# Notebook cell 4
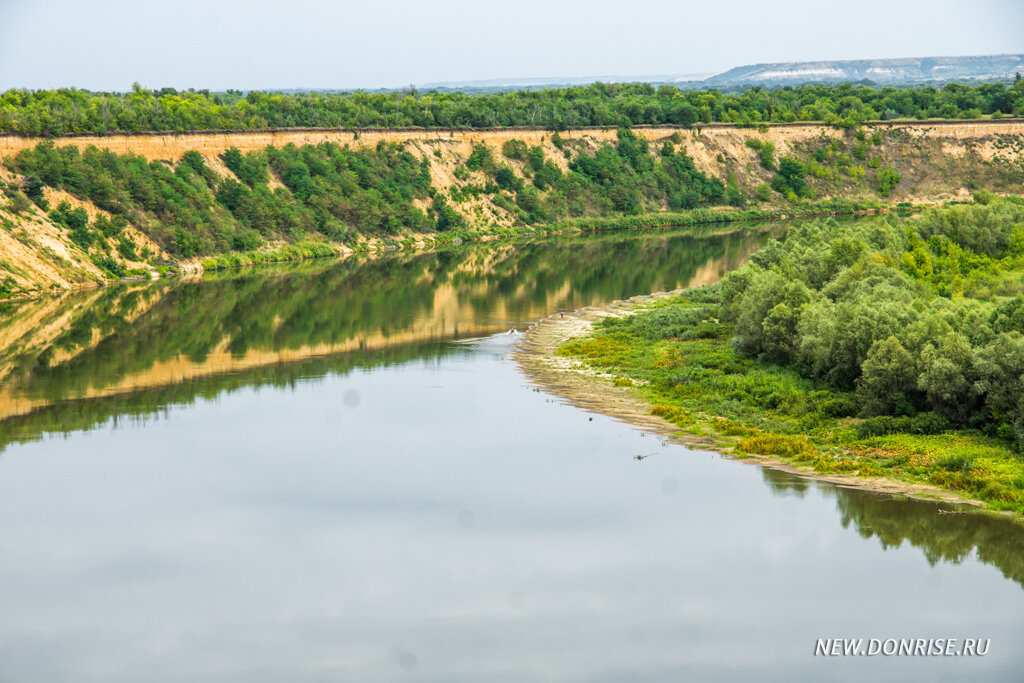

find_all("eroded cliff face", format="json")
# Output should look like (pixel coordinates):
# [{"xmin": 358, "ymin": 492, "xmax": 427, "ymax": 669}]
[
  {"xmin": 0, "ymin": 164, "xmax": 166, "ymax": 295},
  {"xmin": 1, "ymin": 121, "xmax": 1022, "ymax": 295},
  {"xmin": 3, "ymin": 120, "xmax": 1023, "ymax": 176}
]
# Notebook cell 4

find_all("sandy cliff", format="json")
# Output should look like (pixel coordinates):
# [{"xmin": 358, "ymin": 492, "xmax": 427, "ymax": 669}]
[{"xmin": 1, "ymin": 121, "xmax": 1022, "ymax": 294}]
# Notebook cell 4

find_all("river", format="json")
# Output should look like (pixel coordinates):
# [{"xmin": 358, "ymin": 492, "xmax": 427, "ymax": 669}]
[{"xmin": 1, "ymin": 225, "xmax": 1022, "ymax": 681}]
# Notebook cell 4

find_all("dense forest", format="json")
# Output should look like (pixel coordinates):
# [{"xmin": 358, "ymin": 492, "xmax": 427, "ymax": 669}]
[
  {"xmin": 4, "ymin": 130, "xmax": 731, "ymax": 258},
  {"xmin": 561, "ymin": 200, "xmax": 1024, "ymax": 512},
  {"xmin": 720, "ymin": 200, "xmax": 1024, "ymax": 438},
  {"xmin": 2, "ymin": 80, "xmax": 1024, "ymax": 137}
]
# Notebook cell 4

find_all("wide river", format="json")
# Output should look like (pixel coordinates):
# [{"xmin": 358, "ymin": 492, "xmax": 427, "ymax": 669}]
[{"xmin": 1, "ymin": 225, "xmax": 1023, "ymax": 681}]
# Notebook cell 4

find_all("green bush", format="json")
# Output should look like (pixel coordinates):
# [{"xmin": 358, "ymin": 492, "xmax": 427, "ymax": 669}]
[
  {"xmin": 502, "ymin": 139, "xmax": 528, "ymax": 160},
  {"xmin": 771, "ymin": 157, "xmax": 807, "ymax": 196},
  {"xmin": 877, "ymin": 166, "xmax": 901, "ymax": 196},
  {"xmin": 465, "ymin": 144, "xmax": 493, "ymax": 171},
  {"xmin": 744, "ymin": 139, "xmax": 776, "ymax": 170},
  {"xmin": 92, "ymin": 255, "xmax": 126, "ymax": 278},
  {"xmin": 602, "ymin": 305, "xmax": 705, "ymax": 340},
  {"xmin": 738, "ymin": 433, "xmax": 816, "ymax": 458},
  {"xmin": 936, "ymin": 452, "xmax": 977, "ymax": 474}
]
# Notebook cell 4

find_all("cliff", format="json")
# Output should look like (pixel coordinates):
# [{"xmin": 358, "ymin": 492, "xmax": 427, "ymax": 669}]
[{"xmin": 1, "ymin": 120, "xmax": 1022, "ymax": 296}]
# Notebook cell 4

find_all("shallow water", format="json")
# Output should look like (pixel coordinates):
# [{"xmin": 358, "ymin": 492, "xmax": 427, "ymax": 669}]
[{"xmin": 1, "ymin": 226, "xmax": 1023, "ymax": 681}]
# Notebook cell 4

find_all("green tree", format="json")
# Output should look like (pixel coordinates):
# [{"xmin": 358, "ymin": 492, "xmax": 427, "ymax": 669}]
[
  {"xmin": 772, "ymin": 157, "xmax": 806, "ymax": 196},
  {"xmin": 877, "ymin": 167, "xmax": 901, "ymax": 197},
  {"xmin": 917, "ymin": 334, "xmax": 978, "ymax": 423},
  {"xmin": 858, "ymin": 336, "xmax": 918, "ymax": 415}
]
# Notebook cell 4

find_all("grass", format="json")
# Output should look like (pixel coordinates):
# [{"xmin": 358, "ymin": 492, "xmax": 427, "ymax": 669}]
[
  {"xmin": 197, "ymin": 203, "xmax": 846, "ymax": 276},
  {"xmin": 200, "ymin": 241, "xmax": 342, "ymax": 270},
  {"xmin": 558, "ymin": 295, "xmax": 1024, "ymax": 515},
  {"xmin": 545, "ymin": 199, "xmax": 881, "ymax": 234}
]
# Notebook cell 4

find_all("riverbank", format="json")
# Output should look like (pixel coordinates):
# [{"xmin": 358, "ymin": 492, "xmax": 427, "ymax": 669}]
[
  {"xmin": 200, "ymin": 199, "xmax": 882, "ymax": 269},
  {"xmin": 3, "ymin": 200, "xmax": 883, "ymax": 301},
  {"xmin": 3, "ymin": 118, "xmax": 1021, "ymax": 296},
  {"xmin": 514, "ymin": 295, "xmax": 1024, "ymax": 520}
]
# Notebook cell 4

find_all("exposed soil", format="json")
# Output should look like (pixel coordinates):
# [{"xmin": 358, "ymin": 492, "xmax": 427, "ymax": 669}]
[{"xmin": 2, "ymin": 121, "xmax": 1023, "ymax": 294}]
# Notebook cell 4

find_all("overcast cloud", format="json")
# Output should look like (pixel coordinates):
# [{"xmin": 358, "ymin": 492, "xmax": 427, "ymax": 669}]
[{"xmin": 1, "ymin": 0, "xmax": 1021, "ymax": 91}]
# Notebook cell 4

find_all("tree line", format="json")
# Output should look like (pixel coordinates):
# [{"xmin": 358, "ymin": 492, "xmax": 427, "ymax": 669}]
[{"xmin": 2, "ymin": 80, "xmax": 1024, "ymax": 137}]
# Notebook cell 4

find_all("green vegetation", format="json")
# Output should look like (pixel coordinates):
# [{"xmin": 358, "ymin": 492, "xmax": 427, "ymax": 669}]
[
  {"xmin": 877, "ymin": 166, "xmax": 902, "ymax": 196},
  {"xmin": 771, "ymin": 157, "xmax": 809, "ymax": 198},
  {"xmin": 460, "ymin": 129, "xmax": 726, "ymax": 223},
  {"xmin": 3, "ymin": 81, "xmax": 1024, "ymax": 137},
  {"xmin": 4, "ymin": 130, "xmax": 747, "ymax": 260},
  {"xmin": 200, "ymin": 241, "xmax": 342, "ymax": 270},
  {"xmin": 3, "ymin": 113, "xmax": 1018, "ymax": 284},
  {"xmin": 560, "ymin": 201, "xmax": 1024, "ymax": 514},
  {"xmin": 543, "ymin": 199, "xmax": 874, "ymax": 232},
  {"xmin": 6, "ymin": 140, "xmax": 435, "ymax": 257},
  {"xmin": 745, "ymin": 139, "xmax": 776, "ymax": 170}
]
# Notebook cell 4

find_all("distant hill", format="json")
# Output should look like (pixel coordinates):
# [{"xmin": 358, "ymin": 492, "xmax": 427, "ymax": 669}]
[
  {"xmin": 702, "ymin": 54, "xmax": 1024, "ymax": 87},
  {"xmin": 394, "ymin": 54, "xmax": 1024, "ymax": 94}
]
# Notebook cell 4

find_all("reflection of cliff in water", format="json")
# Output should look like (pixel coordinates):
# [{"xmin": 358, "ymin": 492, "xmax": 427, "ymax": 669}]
[
  {"xmin": 0, "ymin": 340, "xmax": 458, "ymax": 456},
  {"xmin": 761, "ymin": 468, "xmax": 1024, "ymax": 590},
  {"xmin": 0, "ymin": 226, "xmax": 770, "ymax": 453}
]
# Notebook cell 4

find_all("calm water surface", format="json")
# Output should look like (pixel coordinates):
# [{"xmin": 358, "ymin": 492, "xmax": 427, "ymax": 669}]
[{"xmin": 1, "ymin": 226, "xmax": 1023, "ymax": 681}]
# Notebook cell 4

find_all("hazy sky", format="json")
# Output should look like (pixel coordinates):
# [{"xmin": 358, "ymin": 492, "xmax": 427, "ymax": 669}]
[{"xmin": 1, "ymin": 0, "xmax": 1022, "ymax": 91}]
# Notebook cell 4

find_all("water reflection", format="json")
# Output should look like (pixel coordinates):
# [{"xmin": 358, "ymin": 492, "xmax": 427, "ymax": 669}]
[
  {"xmin": 760, "ymin": 466, "xmax": 811, "ymax": 498},
  {"xmin": 0, "ymin": 227, "xmax": 767, "ymax": 452},
  {"xmin": 2, "ymin": 336, "xmax": 1022, "ymax": 681},
  {"xmin": 0, "ymin": 341, "xmax": 458, "ymax": 454},
  {"xmin": 762, "ymin": 467, "xmax": 1024, "ymax": 589},
  {"xmin": 1, "ymin": 222, "xmax": 1024, "ymax": 680}
]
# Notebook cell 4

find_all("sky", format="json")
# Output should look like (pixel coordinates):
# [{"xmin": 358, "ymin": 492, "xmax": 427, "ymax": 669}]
[{"xmin": 0, "ymin": 0, "xmax": 1022, "ymax": 91}]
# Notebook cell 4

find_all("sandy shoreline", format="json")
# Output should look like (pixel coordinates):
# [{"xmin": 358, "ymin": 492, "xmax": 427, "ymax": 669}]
[{"xmin": 512, "ymin": 292, "xmax": 1017, "ymax": 517}]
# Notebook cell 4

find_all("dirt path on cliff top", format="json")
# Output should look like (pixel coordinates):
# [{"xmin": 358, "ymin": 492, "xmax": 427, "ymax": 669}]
[{"xmin": 511, "ymin": 293, "xmax": 1009, "ymax": 515}]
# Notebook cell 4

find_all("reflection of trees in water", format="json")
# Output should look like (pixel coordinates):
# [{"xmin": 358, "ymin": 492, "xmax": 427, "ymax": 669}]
[
  {"xmin": 0, "ymin": 227, "xmax": 768, "ymax": 401},
  {"xmin": 762, "ymin": 466, "xmax": 1024, "ymax": 590},
  {"xmin": 760, "ymin": 467, "xmax": 811, "ymax": 497},
  {"xmin": 0, "ymin": 226, "xmax": 775, "ymax": 454},
  {"xmin": 833, "ymin": 489, "xmax": 1024, "ymax": 588},
  {"xmin": 0, "ymin": 341, "xmax": 458, "ymax": 455}
]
